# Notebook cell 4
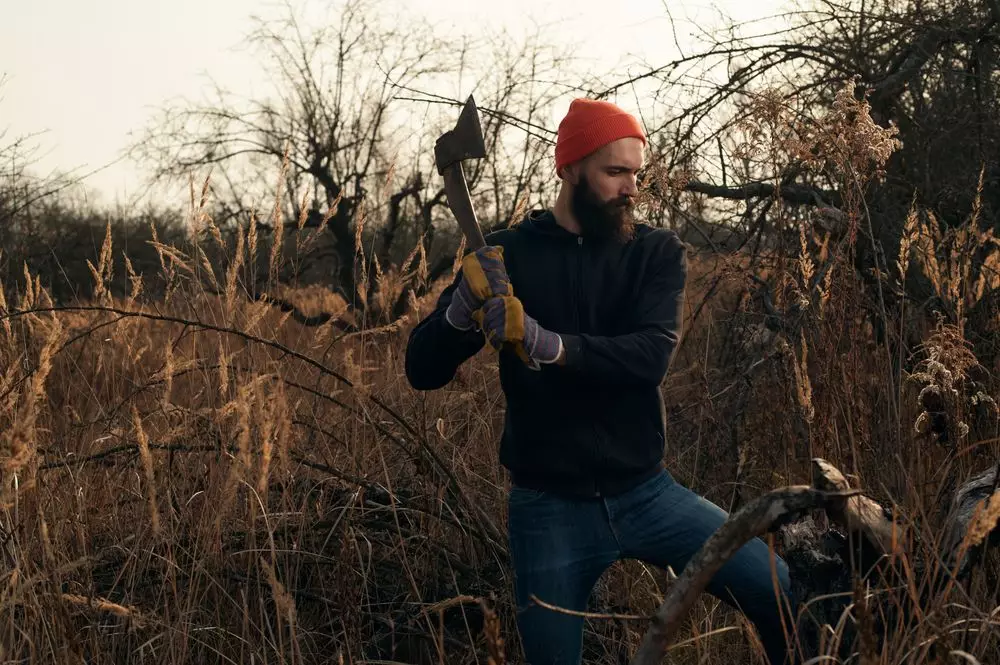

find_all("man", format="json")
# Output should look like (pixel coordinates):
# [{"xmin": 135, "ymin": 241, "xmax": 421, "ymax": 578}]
[{"xmin": 405, "ymin": 98, "xmax": 796, "ymax": 665}]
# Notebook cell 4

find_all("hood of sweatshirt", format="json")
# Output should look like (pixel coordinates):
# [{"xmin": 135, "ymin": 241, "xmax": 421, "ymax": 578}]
[{"xmin": 513, "ymin": 208, "xmax": 577, "ymax": 240}]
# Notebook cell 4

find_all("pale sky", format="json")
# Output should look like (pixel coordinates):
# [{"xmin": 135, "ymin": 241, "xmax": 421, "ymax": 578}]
[{"xmin": 1, "ymin": 0, "xmax": 789, "ymax": 209}]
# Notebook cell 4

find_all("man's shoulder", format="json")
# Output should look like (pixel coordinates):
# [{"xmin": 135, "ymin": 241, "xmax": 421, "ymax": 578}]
[
  {"xmin": 483, "ymin": 209, "xmax": 558, "ymax": 247},
  {"xmin": 483, "ymin": 220, "xmax": 542, "ymax": 254},
  {"xmin": 632, "ymin": 223, "xmax": 688, "ymax": 257},
  {"xmin": 483, "ymin": 226, "xmax": 519, "ymax": 247}
]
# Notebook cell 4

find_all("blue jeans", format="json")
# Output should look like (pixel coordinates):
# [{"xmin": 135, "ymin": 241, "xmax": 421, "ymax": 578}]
[{"xmin": 507, "ymin": 468, "xmax": 797, "ymax": 665}]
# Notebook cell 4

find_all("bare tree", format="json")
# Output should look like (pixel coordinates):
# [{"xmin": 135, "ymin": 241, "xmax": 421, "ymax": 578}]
[
  {"xmin": 381, "ymin": 25, "xmax": 583, "ymax": 316},
  {"xmin": 0, "ymin": 75, "xmax": 97, "ymax": 295},
  {"xmin": 131, "ymin": 0, "xmax": 589, "ymax": 327},
  {"xmin": 606, "ymin": 0, "xmax": 1000, "ymax": 302},
  {"xmin": 130, "ymin": 0, "xmax": 455, "ymax": 308}
]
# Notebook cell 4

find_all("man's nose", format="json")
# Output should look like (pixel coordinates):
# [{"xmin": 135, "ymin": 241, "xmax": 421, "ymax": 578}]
[{"xmin": 622, "ymin": 176, "xmax": 638, "ymax": 197}]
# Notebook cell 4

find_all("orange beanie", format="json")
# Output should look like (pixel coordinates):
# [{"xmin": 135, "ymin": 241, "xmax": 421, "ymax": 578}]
[{"xmin": 555, "ymin": 98, "xmax": 646, "ymax": 171}]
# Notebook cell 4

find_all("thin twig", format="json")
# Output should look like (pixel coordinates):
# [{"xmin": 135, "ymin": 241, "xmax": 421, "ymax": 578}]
[{"xmin": 528, "ymin": 594, "xmax": 648, "ymax": 621}]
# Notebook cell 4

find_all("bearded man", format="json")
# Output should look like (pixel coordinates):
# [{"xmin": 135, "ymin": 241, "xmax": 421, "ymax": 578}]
[{"xmin": 405, "ymin": 98, "xmax": 797, "ymax": 665}]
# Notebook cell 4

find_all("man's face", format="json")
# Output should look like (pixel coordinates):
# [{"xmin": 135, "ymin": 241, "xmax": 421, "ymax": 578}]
[{"xmin": 565, "ymin": 137, "xmax": 644, "ymax": 244}]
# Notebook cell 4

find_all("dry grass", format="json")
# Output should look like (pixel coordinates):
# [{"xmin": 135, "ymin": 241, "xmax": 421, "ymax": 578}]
[{"xmin": 1, "ymin": 81, "xmax": 999, "ymax": 665}]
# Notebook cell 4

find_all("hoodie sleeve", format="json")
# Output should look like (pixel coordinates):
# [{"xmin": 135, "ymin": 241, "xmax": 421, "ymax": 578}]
[
  {"xmin": 557, "ymin": 234, "xmax": 687, "ymax": 388},
  {"xmin": 404, "ymin": 269, "xmax": 487, "ymax": 390}
]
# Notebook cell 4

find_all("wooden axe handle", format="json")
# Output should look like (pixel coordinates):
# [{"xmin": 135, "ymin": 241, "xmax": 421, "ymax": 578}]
[{"xmin": 441, "ymin": 161, "xmax": 486, "ymax": 251}]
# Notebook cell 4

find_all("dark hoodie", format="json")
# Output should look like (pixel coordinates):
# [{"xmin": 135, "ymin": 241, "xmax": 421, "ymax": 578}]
[{"xmin": 404, "ymin": 209, "xmax": 688, "ymax": 498}]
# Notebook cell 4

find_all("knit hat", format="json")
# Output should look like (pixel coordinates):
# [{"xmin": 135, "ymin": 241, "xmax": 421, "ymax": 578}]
[{"xmin": 555, "ymin": 98, "xmax": 646, "ymax": 172}]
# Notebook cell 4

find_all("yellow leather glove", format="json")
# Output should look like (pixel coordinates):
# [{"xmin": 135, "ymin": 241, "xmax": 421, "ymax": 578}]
[
  {"xmin": 474, "ymin": 295, "xmax": 563, "ymax": 369},
  {"xmin": 445, "ymin": 245, "xmax": 512, "ymax": 330}
]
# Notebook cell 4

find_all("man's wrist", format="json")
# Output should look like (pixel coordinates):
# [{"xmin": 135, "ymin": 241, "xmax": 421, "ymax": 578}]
[
  {"xmin": 444, "ymin": 304, "xmax": 477, "ymax": 331},
  {"xmin": 522, "ymin": 314, "xmax": 563, "ymax": 365},
  {"xmin": 554, "ymin": 335, "xmax": 566, "ymax": 365},
  {"xmin": 445, "ymin": 283, "xmax": 480, "ymax": 331},
  {"xmin": 557, "ymin": 333, "xmax": 582, "ymax": 368}
]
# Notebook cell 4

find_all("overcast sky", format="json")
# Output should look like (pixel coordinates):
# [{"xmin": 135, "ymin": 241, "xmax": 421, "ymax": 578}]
[{"xmin": 1, "ymin": 0, "xmax": 789, "ymax": 209}]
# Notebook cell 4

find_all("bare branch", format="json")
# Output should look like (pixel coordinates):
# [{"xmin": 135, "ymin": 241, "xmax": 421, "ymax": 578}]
[
  {"xmin": 867, "ymin": 27, "xmax": 951, "ymax": 105},
  {"xmin": 527, "ymin": 594, "xmax": 647, "ymax": 621},
  {"xmin": 683, "ymin": 179, "xmax": 839, "ymax": 206}
]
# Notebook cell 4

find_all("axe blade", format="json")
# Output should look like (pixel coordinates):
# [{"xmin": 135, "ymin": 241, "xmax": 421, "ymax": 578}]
[
  {"xmin": 435, "ymin": 94, "xmax": 487, "ymax": 250},
  {"xmin": 434, "ymin": 95, "xmax": 487, "ymax": 174}
]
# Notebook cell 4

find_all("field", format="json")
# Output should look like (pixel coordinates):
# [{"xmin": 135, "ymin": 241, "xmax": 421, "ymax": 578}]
[
  {"xmin": 7, "ymin": 0, "xmax": 1000, "ymax": 658},
  {"xmin": 1, "ymin": 197, "xmax": 998, "ymax": 665}
]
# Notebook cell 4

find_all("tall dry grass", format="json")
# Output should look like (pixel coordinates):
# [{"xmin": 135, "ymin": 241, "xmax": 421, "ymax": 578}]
[{"xmin": 1, "ymin": 82, "xmax": 999, "ymax": 664}]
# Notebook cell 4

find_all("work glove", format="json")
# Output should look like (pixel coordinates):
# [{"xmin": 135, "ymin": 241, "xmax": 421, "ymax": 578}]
[
  {"xmin": 445, "ymin": 245, "xmax": 512, "ymax": 331},
  {"xmin": 475, "ymin": 295, "xmax": 563, "ymax": 369}
]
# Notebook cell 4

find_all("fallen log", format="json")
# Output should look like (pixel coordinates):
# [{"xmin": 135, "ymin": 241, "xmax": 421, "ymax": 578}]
[
  {"xmin": 629, "ymin": 485, "xmax": 849, "ymax": 665},
  {"xmin": 628, "ymin": 456, "xmax": 1000, "ymax": 664}
]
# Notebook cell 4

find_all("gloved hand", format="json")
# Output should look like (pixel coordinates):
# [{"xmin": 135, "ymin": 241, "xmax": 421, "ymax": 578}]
[
  {"xmin": 445, "ymin": 245, "xmax": 512, "ymax": 331},
  {"xmin": 475, "ymin": 295, "xmax": 563, "ymax": 369}
]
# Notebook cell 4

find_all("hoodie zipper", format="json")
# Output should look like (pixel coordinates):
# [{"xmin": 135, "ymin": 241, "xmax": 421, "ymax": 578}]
[
  {"xmin": 575, "ymin": 236, "xmax": 584, "ymax": 330},
  {"xmin": 576, "ymin": 235, "xmax": 602, "ymax": 496}
]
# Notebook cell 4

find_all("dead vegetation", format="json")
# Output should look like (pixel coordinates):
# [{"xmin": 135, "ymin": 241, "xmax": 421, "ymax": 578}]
[
  {"xmin": 3, "ymin": 8, "xmax": 1000, "ymax": 662},
  {"xmin": 2, "ymin": 141, "xmax": 999, "ymax": 664}
]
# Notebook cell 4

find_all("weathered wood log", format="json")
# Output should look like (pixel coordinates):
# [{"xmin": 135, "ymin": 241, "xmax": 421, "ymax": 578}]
[{"xmin": 810, "ymin": 458, "xmax": 905, "ymax": 556}]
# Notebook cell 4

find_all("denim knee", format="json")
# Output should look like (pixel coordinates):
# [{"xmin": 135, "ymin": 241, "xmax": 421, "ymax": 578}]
[
  {"xmin": 723, "ymin": 542, "xmax": 795, "ymax": 615},
  {"xmin": 752, "ymin": 553, "xmax": 798, "ymax": 637}
]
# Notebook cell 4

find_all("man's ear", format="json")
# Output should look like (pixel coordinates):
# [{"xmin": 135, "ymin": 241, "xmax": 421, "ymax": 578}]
[{"xmin": 562, "ymin": 162, "xmax": 581, "ymax": 185}]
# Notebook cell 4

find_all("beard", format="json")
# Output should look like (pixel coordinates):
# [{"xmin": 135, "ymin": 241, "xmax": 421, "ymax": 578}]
[{"xmin": 570, "ymin": 174, "xmax": 636, "ymax": 244}]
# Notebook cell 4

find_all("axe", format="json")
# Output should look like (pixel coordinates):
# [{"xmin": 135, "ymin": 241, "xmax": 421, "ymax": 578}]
[{"xmin": 435, "ymin": 95, "xmax": 487, "ymax": 251}]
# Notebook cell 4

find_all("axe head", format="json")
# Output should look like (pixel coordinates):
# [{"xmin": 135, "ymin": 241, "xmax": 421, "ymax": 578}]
[{"xmin": 434, "ymin": 95, "xmax": 486, "ymax": 175}]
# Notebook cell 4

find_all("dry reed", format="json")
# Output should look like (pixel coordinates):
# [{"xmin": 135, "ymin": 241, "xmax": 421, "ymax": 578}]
[{"xmin": 0, "ymin": 82, "xmax": 997, "ymax": 665}]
